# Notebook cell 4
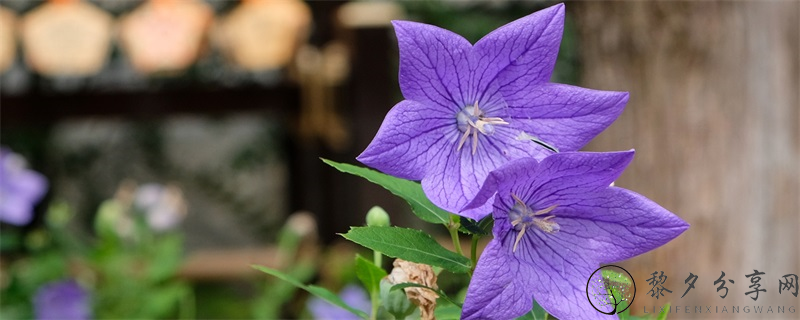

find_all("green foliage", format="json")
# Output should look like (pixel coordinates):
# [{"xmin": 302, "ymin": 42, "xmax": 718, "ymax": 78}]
[
  {"xmin": 355, "ymin": 255, "xmax": 387, "ymax": 295},
  {"xmin": 657, "ymin": 303, "xmax": 671, "ymax": 320},
  {"xmin": 459, "ymin": 216, "xmax": 493, "ymax": 236},
  {"xmin": 252, "ymin": 265, "xmax": 369, "ymax": 319},
  {"xmin": 342, "ymin": 227, "xmax": 472, "ymax": 274},
  {"xmin": 322, "ymin": 159, "xmax": 451, "ymax": 225},
  {"xmin": 379, "ymin": 278, "xmax": 417, "ymax": 319},
  {"xmin": 251, "ymin": 263, "xmax": 316, "ymax": 319},
  {"xmin": 434, "ymin": 301, "xmax": 462, "ymax": 320},
  {"xmin": 514, "ymin": 299, "xmax": 549, "ymax": 320},
  {"xmin": 0, "ymin": 201, "xmax": 189, "ymax": 319}
]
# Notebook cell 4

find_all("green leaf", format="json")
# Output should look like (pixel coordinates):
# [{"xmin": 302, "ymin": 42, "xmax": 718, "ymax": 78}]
[
  {"xmin": 459, "ymin": 216, "xmax": 493, "ymax": 235},
  {"xmin": 514, "ymin": 299, "xmax": 548, "ymax": 320},
  {"xmin": 252, "ymin": 265, "xmax": 369, "ymax": 319},
  {"xmin": 531, "ymin": 299, "xmax": 548, "ymax": 320},
  {"xmin": 141, "ymin": 283, "xmax": 189, "ymax": 318},
  {"xmin": 322, "ymin": 159, "xmax": 450, "ymax": 225},
  {"xmin": 253, "ymin": 263, "xmax": 316, "ymax": 319},
  {"xmin": 434, "ymin": 301, "xmax": 462, "ymax": 320},
  {"xmin": 355, "ymin": 255, "xmax": 387, "ymax": 295},
  {"xmin": 342, "ymin": 226, "xmax": 471, "ymax": 274},
  {"xmin": 657, "ymin": 303, "xmax": 670, "ymax": 320}
]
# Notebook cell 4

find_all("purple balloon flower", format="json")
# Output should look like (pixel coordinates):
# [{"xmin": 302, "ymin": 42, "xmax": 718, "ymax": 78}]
[
  {"xmin": 0, "ymin": 147, "xmax": 48, "ymax": 226},
  {"xmin": 307, "ymin": 285, "xmax": 371, "ymax": 320},
  {"xmin": 34, "ymin": 279, "xmax": 91, "ymax": 320},
  {"xmin": 357, "ymin": 3, "xmax": 628, "ymax": 218},
  {"xmin": 460, "ymin": 151, "xmax": 689, "ymax": 319}
]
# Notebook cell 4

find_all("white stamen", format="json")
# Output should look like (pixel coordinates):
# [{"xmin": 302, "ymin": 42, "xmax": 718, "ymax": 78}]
[
  {"xmin": 513, "ymin": 224, "xmax": 527, "ymax": 252},
  {"xmin": 457, "ymin": 127, "xmax": 471, "ymax": 151},
  {"xmin": 471, "ymin": 129, "xmax": 478, "ymax": 155}
]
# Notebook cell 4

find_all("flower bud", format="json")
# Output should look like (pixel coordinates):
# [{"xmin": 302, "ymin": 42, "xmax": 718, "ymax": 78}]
[
  {"xmin": 379, "ymin": 278, "xmax": 415, "ymax": 319},
  {"xmin": 366, "ymin": 206, "xmax": 390, "ymax": 227}
]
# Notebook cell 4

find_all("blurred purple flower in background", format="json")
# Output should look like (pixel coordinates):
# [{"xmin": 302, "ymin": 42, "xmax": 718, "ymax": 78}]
[
  {"xmin": 33, "ymin": 279, "xmax": 91, "ymax": 320},
  {"xmin": 0, "ymin": 147, "xmax": 48, "ymax": 225},
  {"xmin": 460, "ymin": 151, "xmax": 689, "ymax": 319},
  {"xmin": 357, "ymin": 3, "xmax": 628, "ymax": 219},
  {"xmin": 307, "ymin": 284, "xmax": 371, "ymax": 320}
]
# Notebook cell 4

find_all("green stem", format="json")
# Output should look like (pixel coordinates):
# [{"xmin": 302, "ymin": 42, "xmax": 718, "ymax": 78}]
[
  {"xmin": 448, "ymin": 222, "xmax": 463, "ymax": 257},
  {"xmin": 470, "ymin": 235, "xmax": 479, "ymax": 272},
  {"xmin": 373, "ymin": 250, "xmax": 382, "ymax": 269},
  {"xmin": 369, "ymin": 291, "xmax": 379, "ymax": 320},
  {"xmin": 371, "ymin": 250, "xmax": 381, "ymax": 320}
]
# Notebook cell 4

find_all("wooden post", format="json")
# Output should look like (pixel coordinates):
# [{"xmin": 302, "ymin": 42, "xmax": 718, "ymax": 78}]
[{"xmin": 573, "ymin": 2, "xmax": 799, "ymax": 313}]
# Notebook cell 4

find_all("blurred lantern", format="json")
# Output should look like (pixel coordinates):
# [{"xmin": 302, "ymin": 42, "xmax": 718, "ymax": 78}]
[
  {"xmin": 0, "ymin": 7, "xmax": 16, "ymax": 73},
  {"xmin": 119, "ymin": 0, "xmax": 212, "ymax": 74},
  {"xmin": 214, "ymin": 0, "xmax": 311, "ymax": 71},
  {"xmin": 295, "ymin": 43, "xmax": 350, "ymax": 150},
  {"xmin": 20, "ymin": 0, "xmax": 112, "ymax": 76}
]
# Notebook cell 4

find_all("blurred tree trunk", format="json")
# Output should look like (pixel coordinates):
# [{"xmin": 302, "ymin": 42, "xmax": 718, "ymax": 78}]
[{"xmin": 573, "ymin": 2, "xmax": 798, "ymax": 316}]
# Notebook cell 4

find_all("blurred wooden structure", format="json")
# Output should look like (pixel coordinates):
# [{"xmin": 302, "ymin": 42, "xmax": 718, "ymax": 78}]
[
  {"xmin": 1, "ymin": 1, "xmax": 412, "ymax": 244},
  {"xmin": 574, "ymin": 2, "xmax": 799, "ymax": 317}
]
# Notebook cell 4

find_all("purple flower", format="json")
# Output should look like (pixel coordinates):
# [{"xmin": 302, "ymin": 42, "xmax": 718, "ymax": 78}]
[
  {"xmin": 307, "ymin": 285, "xmax": 371, "ymax": 320},
  {"xmin": 461, "ymin": 151, "xmax": 689, "ymax": 319},
  {"xmin": 34, "ymin": 279, "xmax": 91, "ymax": 320},
  {"xmin": 357, "ymin": 4, "xmax": 627, "ymax": 218},
  {"xmin": 0, "ymin": 147, "xmax": 48, "ymax": 226}
]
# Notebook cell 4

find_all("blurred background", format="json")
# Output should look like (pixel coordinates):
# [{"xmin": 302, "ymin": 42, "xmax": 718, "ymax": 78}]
[{"xmin": 0, "ymin": 0, "xmax": 797, "ymax": 319}]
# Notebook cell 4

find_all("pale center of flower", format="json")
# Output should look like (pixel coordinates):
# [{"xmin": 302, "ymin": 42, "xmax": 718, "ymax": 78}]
[
  {"xmin": 455, "ymin": 101, "xmax": 508, "ymax": 155},
  {"xmin": 508, "ymin": 193, "xmax": 560, "ymax": 252}
]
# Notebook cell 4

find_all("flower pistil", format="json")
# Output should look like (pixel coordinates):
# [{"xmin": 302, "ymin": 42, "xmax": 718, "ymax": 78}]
[
  {"xmin": 456, "ymin": 101, "xmax": 509, "ymax": 154},
  {"xmin": 509, "ymin": 193, "xmax": 559, "ymax": 252}
]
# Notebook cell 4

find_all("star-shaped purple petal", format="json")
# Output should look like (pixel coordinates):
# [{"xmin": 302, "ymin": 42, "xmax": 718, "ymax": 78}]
[
  {"xmin": 357, "ymin": 4, "xmax": 628, "ymax": 219},
  {"xmin": 0, "ymin": 147, "xmax": 48, "ymax": 226},
  {"xmin": 461, "ymin": 151, "xmax": 689, "ymax": 320}
]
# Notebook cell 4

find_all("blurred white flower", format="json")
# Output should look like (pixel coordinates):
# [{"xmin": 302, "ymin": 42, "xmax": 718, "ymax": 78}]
[{"xmin": 133, "ymin": 183, "xmax": 187, "ymax": 232}]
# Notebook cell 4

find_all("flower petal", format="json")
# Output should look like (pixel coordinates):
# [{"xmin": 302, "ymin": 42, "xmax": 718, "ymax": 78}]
[
  {"xmin": 458, "ymin": 156, "xmax": 535, "ymax": 220},
  {"xmin": 393, "ymin": 20, "xmax": 473, "ymax": 110},
  {"xmin": 555, "ymin": 187, "xmax": 690, "ymax": 263},
  {"xmin": 357, "ymin": 100, "xmax": 454, "ymax": 180},
  {"xmin": 461, "ymin": 240, "xmax": 538, "ymax": 320},
  {"xmin": 0, "ymin": 196, "xmax": 35, "ymax": 225},
  {"xmin": 505, "ymin": 83, "xmax": 628, "ymax": 152},
  {"xmin": 472, "ymin": 3, "xmax": 564, "ymax": 98},
  {"xmin": 463, "ymin": 231, "xmax": 612, "ymax": 320},
  {"xmin": 461, "ymin": 151, "xmax": 632, "ymax": 218},
  {"xmin": 420, "ymin": 137, "xmax": 501, "ymax": 217},
  {"xmin": 513, "ymin": 229, "xmax": 614, "ymax": 320},
  {"xmin": 524, "ymin": 151, "xmax": 634, "ymax": 206}
]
